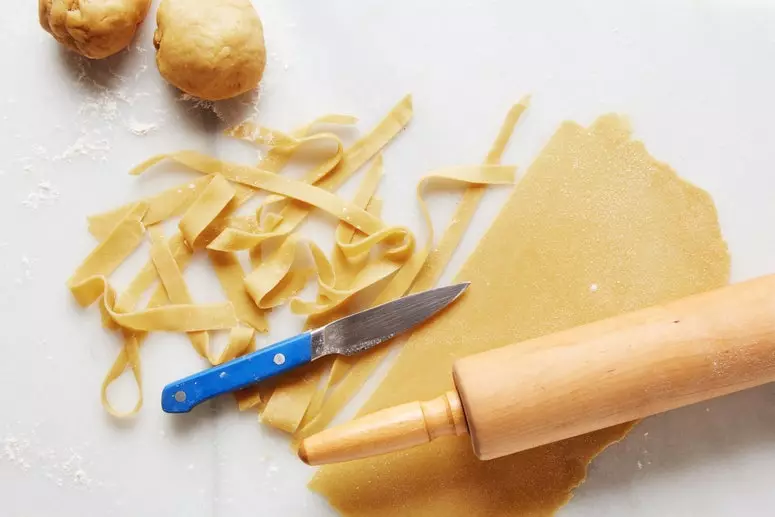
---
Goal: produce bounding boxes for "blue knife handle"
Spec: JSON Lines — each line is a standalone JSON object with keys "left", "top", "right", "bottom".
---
{"left": 161, "top": 332, "right": 313, "bottom": 413}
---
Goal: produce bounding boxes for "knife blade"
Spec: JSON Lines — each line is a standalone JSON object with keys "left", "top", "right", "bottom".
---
{"left": 161, "top": 282, "right": 470, "bottom": 413}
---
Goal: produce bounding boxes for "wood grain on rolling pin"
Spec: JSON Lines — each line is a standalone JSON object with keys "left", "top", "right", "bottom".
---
{"left": 454, "top": 274, "right": 775, "bottom": 460}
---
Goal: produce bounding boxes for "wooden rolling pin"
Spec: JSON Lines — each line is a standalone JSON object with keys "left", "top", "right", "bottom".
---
{"left": 298, "top": 274, "right": 775, "bottom": 465}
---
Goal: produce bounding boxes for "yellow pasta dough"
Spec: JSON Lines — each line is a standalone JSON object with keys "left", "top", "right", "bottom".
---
{"left": 178, "top": 174, "right": 236, "bottom": 248}
{"left": 73, "top": 98, "right": 416, "bottom": 418}
{"left": 310, "top": 115, "right": 730, "bottom": 516}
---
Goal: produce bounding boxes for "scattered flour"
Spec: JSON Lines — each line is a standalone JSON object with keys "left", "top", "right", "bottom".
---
{"left": 0, "top": 429, "right": 101, "bottom": 490}
{"left": 126, "top": 118, "right": 159, "bottom": 136}
{"left": 22, "top": 180, "right": 60, "bottom": 209}
{"left": 51, "top": 46, "right": 167, "bottom": 162}
{"left": 265, "top": 463, "right": 280, "bottom": 477}
{"left": 179, "top": 93, "right": 219, "bottom": 116}
{"left": 54, "top": 133, "right": 112, "bottom": 162}
{"left": 13, "top": 254, "right": 34, "bottom": 285}
{"left": 78, "top": 88, "right": 121, "bottom": 121}
{"left": 179, "top": 84, "right": 263, "bottom": 126}
{"left": 20, "top": 255, "right": 32, "bottom": 280}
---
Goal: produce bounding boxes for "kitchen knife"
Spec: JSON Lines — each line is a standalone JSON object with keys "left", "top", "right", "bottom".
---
{"left": 161, "top": 282, "right": 469, "bottom": 413}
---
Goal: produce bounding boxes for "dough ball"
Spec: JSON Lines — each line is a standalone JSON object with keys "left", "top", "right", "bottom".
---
{"left": 39, "top": 0, "right": 151, "bottom": 59}
{"left": 154, "top": 0, "right": 266, "bottom": 101}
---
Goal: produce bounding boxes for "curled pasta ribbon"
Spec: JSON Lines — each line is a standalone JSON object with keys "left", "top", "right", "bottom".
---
{"left": 239, "top": 156, "right": 405, "bottom": 317}
{"left": 150, "top": 226, "right": 210, "bottom": 358}
{"left": 87, "top": 178, "right": 212, "bottom": 241}
{"left": 178, "top": 174, "right": 237, "bottom": 248}
{"left": 330, "top": 159, "right": 385, "bottom": 280}
{"left": 291, "top": 258, "right": 400, "bottom": 316}
{"left": 131, "top": 151, "right": 414, "bottom": 250}
{"left": 210, "top": 97, "right": 414, "bottom": 250}
{"left": 88, "top": 115, "right": 357, "bottom": 241}
{"left": 335, "top": 226, "right": 413, "bottom": 261}
{"left": 68, "top": 202, "right": 149, "bottom": 306}
{"left": 114, "top": 233, "right": 191, "bottom": 313}
{"left": 83, "top": 275, "right": 238, "bottom": 332}
{"left": 244, "top": 234, "right": 333, "bottom": 310}
{"left": 415, "top": 164, "right": 517, "bottom": 249}
{"left": 101, "top": 331, "right": 144, "bottom": 418}
{"left": 226, "top": 114, "right": 358, "bottom": 146}
{"left": 208, "top": 250, "right": 268, "bottom": 332}
{"left": 228, "top": 114, "right": 356, "bottom": 205}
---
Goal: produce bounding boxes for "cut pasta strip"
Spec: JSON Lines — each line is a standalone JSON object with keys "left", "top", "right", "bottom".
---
{"left": 243, "top": 234, "right": 331, "bottom": 309}
{"left": 209, "top": 97, "right": 413, "bottom": 251}
{"left": 226, "top": 114, "right": 358, "bottom": 146}
{"left": 74, "top": 274, "right": 238, "bottom": 332}
{"left": 113, "top": 233, "right": 190, "bottom": 313}
{"left": 101, "top": 331, "right": 144, "bottom": 418}
{"left": 132, "top": 151, "right": 413, "bottom": 251}
{"left": 208, "top": 250, "right": 269, "bottom": 332}
{"left": 294, "top": 100, "right": 528, "bottom": 439}
{"left": 259, "top": 267, "right": 316, "bottom": 310}
{"left": 243, "top": 234, "right": 402, "bottom": 318}
{"left": 67, "top": 202, "right": 149, "bottom": 307}
{"left": 223, "top": 114, "right": 359, "bottom": 214}
{"left": 90, "top": 115, "right": 358, "bottom": 240}
{"left": 149, "top": 227, "right": 210, "bottom": 359}
{"left": 291, "top": 259, "right": 399, "bottom": 316}
{"left": 261, "top": 364, "right": 326, "bottom": 432}
{"left": 334, "top": 156, "right": 384, "bottom": 264}
{"left": 212, "top": 326, "right": 256, "bottom": 365}
{"left": 179, "top": 175, "right": 236, "bottom": 248}
{"left": 88, "top": 177, "right": 212, "bottom": 240}
{"left": 109, "top": 301, "right": 237, "bottom": 332}
{"left": 227, "top": 115, "right": 358, "bottom": 193}
{"left": 235, "top": 385, "right": 266, "bottom": 411}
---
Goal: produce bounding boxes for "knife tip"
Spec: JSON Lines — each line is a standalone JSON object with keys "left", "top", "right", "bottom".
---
{"left": 454, "top": 281, "right": 471, "bottom": 294}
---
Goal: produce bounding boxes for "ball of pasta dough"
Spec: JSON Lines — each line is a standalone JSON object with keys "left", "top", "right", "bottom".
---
{"left": 39, "top": 0, "right": 151, "bottom": 59}
{"left": 153, "top": 0, "right": 267, "bottom": 101}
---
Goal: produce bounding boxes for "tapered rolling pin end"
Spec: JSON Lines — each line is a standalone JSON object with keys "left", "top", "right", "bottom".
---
{"left": 297, "top": 391, "right": 468, "bottom": 466}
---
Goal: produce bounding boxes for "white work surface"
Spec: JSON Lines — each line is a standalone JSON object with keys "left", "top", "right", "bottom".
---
{"left": 2, "top": 0, "right": 775, "bottom": 515}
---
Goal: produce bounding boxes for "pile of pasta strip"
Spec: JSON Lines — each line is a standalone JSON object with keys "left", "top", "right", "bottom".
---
{"left": 67, "top": 95, "right": 528, "bottom": 441}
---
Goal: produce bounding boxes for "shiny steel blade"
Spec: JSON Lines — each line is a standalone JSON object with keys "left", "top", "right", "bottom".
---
{"left": 309, "top": 282, "right": 470, "bottom": 360}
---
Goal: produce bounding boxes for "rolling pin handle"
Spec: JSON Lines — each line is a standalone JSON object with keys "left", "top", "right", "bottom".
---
{"left": 298, "top": 391, "right": 468, "bottom": 466}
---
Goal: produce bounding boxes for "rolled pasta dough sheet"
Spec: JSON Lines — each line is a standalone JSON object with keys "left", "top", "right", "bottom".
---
{"left": 310, "top": 115, "right": 730, "bottom": 517}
